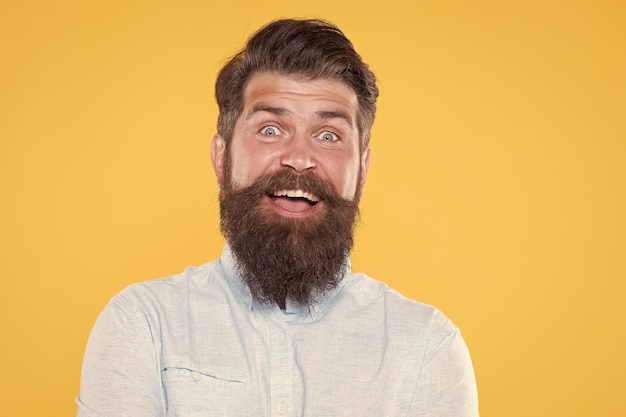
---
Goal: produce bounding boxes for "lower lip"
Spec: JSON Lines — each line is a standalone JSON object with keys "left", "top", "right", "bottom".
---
{"left": 265, "top": 195, "right": 321, "bottom": 218}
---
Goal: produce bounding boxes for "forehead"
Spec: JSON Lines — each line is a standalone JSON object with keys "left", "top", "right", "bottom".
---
{"left": 241, "top": 72, "right": 358, "bottom": 117}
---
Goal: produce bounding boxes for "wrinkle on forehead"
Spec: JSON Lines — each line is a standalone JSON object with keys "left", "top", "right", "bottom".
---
{"left": 243, "top": 72, "right": 357, "bottom": 109}
{"left": 245, "top": 104, "right": 354, "bottom": 127}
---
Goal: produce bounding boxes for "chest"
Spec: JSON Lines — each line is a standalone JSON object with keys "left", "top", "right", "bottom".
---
{"left": 158, "top": 306, "right": 422, "bottom": 417}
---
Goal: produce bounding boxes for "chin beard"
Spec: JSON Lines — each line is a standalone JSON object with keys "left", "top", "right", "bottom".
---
{"left": 219, "top": 169, "right": 360, "bottom": 308}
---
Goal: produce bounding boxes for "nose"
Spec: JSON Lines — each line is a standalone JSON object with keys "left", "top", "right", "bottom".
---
{"left": 280, "top": 135, "right": 316, "bottom": 172}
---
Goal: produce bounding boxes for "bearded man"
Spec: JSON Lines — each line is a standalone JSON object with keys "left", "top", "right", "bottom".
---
{"left": 77, "top": 19, "right": 479, "bottom": 417}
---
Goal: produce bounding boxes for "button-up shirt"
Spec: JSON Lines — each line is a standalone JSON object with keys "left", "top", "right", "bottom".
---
{"left": 77, "top": 246, "right": 479, "bottom": 416}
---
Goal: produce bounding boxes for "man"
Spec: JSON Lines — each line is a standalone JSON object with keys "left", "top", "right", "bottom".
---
{"left": 77, "top": 19, "right": 479, "bottom": 416}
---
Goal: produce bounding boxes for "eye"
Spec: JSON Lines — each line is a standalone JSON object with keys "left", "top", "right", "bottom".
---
{"left": 259, "top": 125, "right": 281, "bottom": 136}
{"left": 318, "top": 131, "right": 339, "bottom": 142}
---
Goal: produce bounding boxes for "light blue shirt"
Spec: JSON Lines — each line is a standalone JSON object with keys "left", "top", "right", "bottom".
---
{"left": 77, "top": 246, "right": 479, "bottom": 416}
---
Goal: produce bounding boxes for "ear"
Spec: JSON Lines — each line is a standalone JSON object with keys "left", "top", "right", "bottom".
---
{"left": 210, "top": 134, "right": 226, "bottom": 187}
{"left": 359, "top": 146, "right": 371, "bottom": 189}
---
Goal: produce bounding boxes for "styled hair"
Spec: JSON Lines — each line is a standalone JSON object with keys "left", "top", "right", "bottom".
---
{"left": 215, "top": 19, "right": 379, "bottom": 151}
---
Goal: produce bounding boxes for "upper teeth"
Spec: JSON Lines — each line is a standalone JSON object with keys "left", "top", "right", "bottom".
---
{"left": 274, "top": 189, "right": 319, "bottom": 202}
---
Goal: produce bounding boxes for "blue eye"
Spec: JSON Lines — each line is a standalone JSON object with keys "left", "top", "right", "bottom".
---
{"left": 319, "top": 131, "right": 339, "bottom": 142}
{"left": 260, "top": 125, "right": 280, "bottom": 136}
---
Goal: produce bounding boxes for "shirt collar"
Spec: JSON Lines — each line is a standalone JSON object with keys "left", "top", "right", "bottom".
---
{"left": 218, "top": 244, "right": 352, "bottom": 321}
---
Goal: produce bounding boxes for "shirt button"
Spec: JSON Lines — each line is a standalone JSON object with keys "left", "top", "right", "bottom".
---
{"left": 191, "top": 371, "right": 202, "bottom": 382}
{"left": 277, "top": 403, "right": 287, "bottom": 414}
{"left": 277, "top": 331, "right": 286, "bottom": 343}
{"left": 312, "top": 305, "right": 320, "bottom": 313}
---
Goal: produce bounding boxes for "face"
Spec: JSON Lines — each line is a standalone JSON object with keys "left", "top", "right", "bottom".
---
{"left": 211, "top": 71, "right": 370, "bottom": 214}
{"left": 211, "top": 71, "right": 371, "bottom": 307}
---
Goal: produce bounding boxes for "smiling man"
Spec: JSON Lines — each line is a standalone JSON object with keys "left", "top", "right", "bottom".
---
{"left": 214, "top": 72, "right": 367, "bottom": 309}
{"left": 77, "top": 19, "right": 479, "bottom": 417}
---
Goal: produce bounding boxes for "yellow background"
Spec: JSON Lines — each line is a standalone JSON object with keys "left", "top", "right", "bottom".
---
{"left": 2, "top": 1, "right": 624, "bottom": 416}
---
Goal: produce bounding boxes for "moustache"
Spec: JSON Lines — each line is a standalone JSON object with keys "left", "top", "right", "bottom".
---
{"left": 234, "top": 169, "right": 347, "bottom": 206}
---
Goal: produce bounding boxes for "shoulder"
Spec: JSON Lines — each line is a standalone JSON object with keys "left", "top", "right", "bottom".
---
{"left": 344, "top": 272, "right": 459, "bottom": 336}
{"left": 106, "top": 259, "right": 225, "bottom": 317}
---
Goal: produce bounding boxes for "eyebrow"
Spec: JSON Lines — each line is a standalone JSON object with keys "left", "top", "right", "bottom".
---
{"left": 247, "top": 105, "right": 353, "bottom": 126}
{"left": 247, "top": 105, "right": 293, "bottom": 119}
{"left": 314, "top": 110, "right": 353, "bottom": 126}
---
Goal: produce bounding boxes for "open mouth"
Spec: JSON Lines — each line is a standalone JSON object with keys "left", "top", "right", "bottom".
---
{"left": 269, "top": 189, "right": 320, "bottom": 214}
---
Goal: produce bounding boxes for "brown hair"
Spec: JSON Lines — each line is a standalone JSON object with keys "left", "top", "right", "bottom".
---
{"left": 215, "top": 19, "right": 379, "bottom": 151}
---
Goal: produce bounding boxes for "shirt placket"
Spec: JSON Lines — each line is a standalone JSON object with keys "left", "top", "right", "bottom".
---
{"left": 267, "top": 314, "right": 294, "bottom": 417}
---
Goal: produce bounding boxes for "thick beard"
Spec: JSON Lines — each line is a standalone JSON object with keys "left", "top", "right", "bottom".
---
{"left": 219, "top": 169, "right": 360, "bottom": 308}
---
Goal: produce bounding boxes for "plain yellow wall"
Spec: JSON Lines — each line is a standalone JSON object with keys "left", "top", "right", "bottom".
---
{"left": 2, "top": 1, "right": 624, "bottom": 416}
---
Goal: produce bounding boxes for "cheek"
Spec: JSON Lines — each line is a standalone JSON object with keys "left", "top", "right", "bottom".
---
{"left": 228, "top": 147, "right": 276, "bottom": 187}
{"left": 331, "top": 158, "right": 362, "bottom": 200}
